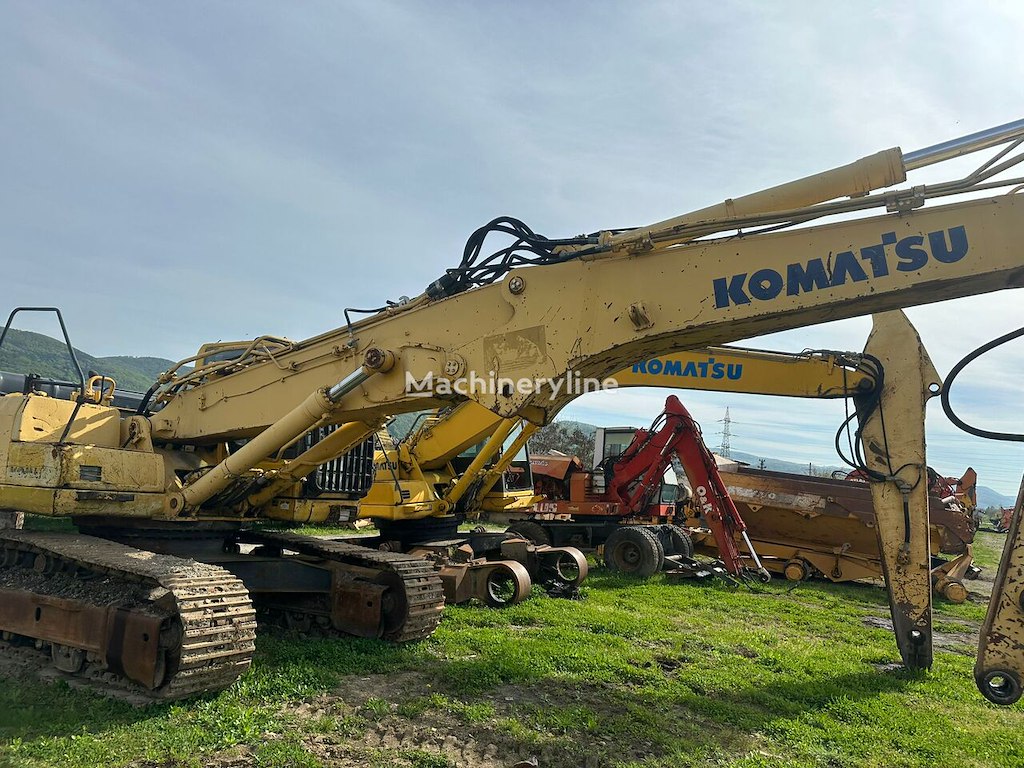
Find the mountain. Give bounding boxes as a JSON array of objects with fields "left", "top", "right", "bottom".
[
  {"left": 728, "top": 450, "right": 845, "bottom": 478},
  {"left": 0, "top": 328, "right": 177, "bottom": 393},
  {"left": 976, "top": 486, "right": 1014, "bottom": 509}
]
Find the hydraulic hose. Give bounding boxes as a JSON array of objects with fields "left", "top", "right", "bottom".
[{"left": 941, "top": 327, "right": 1024, "bottom": 442}]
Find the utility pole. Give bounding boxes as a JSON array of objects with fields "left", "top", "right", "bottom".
[{"left": 718, "top": 407, "right": 732, "bottom": 458}]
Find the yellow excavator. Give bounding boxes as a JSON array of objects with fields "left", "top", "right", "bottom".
[
  {"left": 1, "top": 118, "right": 1024, "bottom": 706},
  {"left": 344, "top": 322, "right": 977, "bottom": 600},
  {"left": 351, "top": 339, "right": 888, "bottom": 526}
]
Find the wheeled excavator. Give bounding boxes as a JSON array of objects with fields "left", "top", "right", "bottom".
[
  {"left": 525, "top": 393, "right": 763, "bottom": 580},
  {"left": 2, "top": 118, "right": 1024, "bottom": 706}
]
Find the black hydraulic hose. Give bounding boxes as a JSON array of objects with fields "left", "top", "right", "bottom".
[
  {"left": 833, "top": 353, "right": 886, "bottom": 480},
  {"left": 941, "top": 326, "right": 1024, "bottom": 442},
  {"left": 135, "top": 383, "right": 158, "bottom": 415}
]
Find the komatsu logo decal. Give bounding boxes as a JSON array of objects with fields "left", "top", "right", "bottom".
[
  {"left": 712, "top": 226, "right": 968, "bottom": 309},
  {"left": 632, "top": 357, "right": 742, "bottom": 381}
]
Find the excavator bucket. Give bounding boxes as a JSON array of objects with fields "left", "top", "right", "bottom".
[{"left": 859, "top": 310, "right": 942, "bottom": 670}]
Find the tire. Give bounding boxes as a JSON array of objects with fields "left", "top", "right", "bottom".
[
  {"left": 507, "top": 520, "right": 551, "bottom": 546},
  {"left": 657, "top": 524, "right": 694, "bottom": 558},
  {"left": 377, "top": 515, "right": 461, "bottom": 544},
  {"left": 603, "top": 526, "right": 664, "bottom": 578}
]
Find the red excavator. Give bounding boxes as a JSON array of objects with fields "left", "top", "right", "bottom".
[{"left": 510, "top": 395, "right": 768, "bottom": 580}]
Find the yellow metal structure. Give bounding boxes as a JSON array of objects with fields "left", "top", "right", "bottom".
[
  {"left": 857, "top": 313, "right": 939, "bottom": 668},
  {"left": 137, "top": 192, "right": 1022, "bottom": 445},
  {"left": 1, "top": 119, "right": 1024, "bottom": 702},
  {"left": 613, "top": 346, "right": 873, "bottom": 396},
  {"left": 358, "top": 409, "right": 533, "bottom": 522},
  {"left": 977, "top": 478, "right": 1024, "bottom": 704},
  {"left": 351, "top": 343, "right": 877, "bottom": 527}
]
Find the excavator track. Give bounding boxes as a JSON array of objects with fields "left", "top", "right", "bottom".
[
  {"left": 0, "top": 530, "right": 256, "bottom": 704},
  {"left": 239, "top": 530, "right": 444, "bottom": 642}
]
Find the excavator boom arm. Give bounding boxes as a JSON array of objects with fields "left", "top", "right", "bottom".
[
  {"left": 615, "top": 346, "right": 874, "bottom": 397},
  {"left": 149, "top": 196, "right": 1024, "bottom": 443}
]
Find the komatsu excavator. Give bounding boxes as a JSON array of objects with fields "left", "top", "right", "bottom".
[
  {"left": 2, "top": 119, "right": 1024, "bottom": 705},
  {"left": 350, "top": 340, "right": 887, "bottom": 528},
  {"left": 354, "top": 333, "right": 976, "bottom": 598}
]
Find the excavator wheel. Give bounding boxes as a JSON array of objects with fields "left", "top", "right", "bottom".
[
  {"left": 604, "top": 526, "right": 664, "bottom": 578},
  {"left": 506, "top": 520, "right": 551, "bottom": 546},
  {"left": 657, "top": 525, "right": 694, "bottom": 559}
]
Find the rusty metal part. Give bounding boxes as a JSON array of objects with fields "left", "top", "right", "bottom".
[
  {"left": 931, "top": 547, "right": 974, "bottom": 604},
  {"left": 412, "top": 546, "right": 533, "bottom": 607},
  {"left": 691, "top": 467, "right": 974, "bottom": 586},
  {"left": 406, "top": 528, "right": 589, "bottom": 598},
  {"left": 497, "top": 538, "right": 589, "bottom": 593},
  {"left": 350, "top": 527, "right": 587, "bottom": 607},
  {"left": 975, "top": 480, "right": 1024, "bottom": 705},
  {"left": 0, "top": 588, "right": 164, "bottom": 687},
  {"left": 0, "top": 530, "right": 256, "bottom": 702},
  {"left": 237, "top": 530, "right": 444, "bottom": 642}
]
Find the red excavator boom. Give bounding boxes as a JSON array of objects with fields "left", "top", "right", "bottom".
[{"left": 603, "top": 395, "right": 759, "bottom": 576}]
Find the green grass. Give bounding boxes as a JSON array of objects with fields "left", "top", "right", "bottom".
[
  {"left": 971, "top": 530, "right": 1007, "bottom": 572},
  {"left": 0, "top": 537, "right": 1019, "bottom": 767},
  {"left": 290, "top": 521, "right": 506, "bottom": 537}
]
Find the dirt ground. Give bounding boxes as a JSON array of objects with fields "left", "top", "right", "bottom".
[
  {"left": 129, "top": 669, "right": 617, "bottom": 767},
  {"left": 278, "top": 670, "right": 626, "bottom": 768}
]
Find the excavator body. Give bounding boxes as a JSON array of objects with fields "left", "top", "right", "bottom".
[{"left": 1, "top": 118, "right": 1024, "bottom": 703}]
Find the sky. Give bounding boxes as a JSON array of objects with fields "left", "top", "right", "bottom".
[{"left": 2, "top": 1, "right": 1024, "bottom": 495}]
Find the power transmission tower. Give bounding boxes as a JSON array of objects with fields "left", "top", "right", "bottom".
[{"left": 718, "top": 407, "right": 733, "bottom": 458}]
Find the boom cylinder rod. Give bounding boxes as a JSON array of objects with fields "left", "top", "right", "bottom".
[
  {"left": 180, "top": 367, "right": 373, "bottom": 508},
  {"left": 246, "top": 419, "right": 378, "bottom": 508},
  {"left": 328, "top": 368, "right": 373, "bottom": 402},
  {"left": 443, "top": 418, "right": 516, "bottom": 508},
  {"left": 603, "top": 148, "right": 906, "bottom": 251},
  {"left": 902, "top": 118, "right": 1024, "bottom": 171},
  {"left": 740, "top": 530, "right": 770, "bottom": 580}
]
